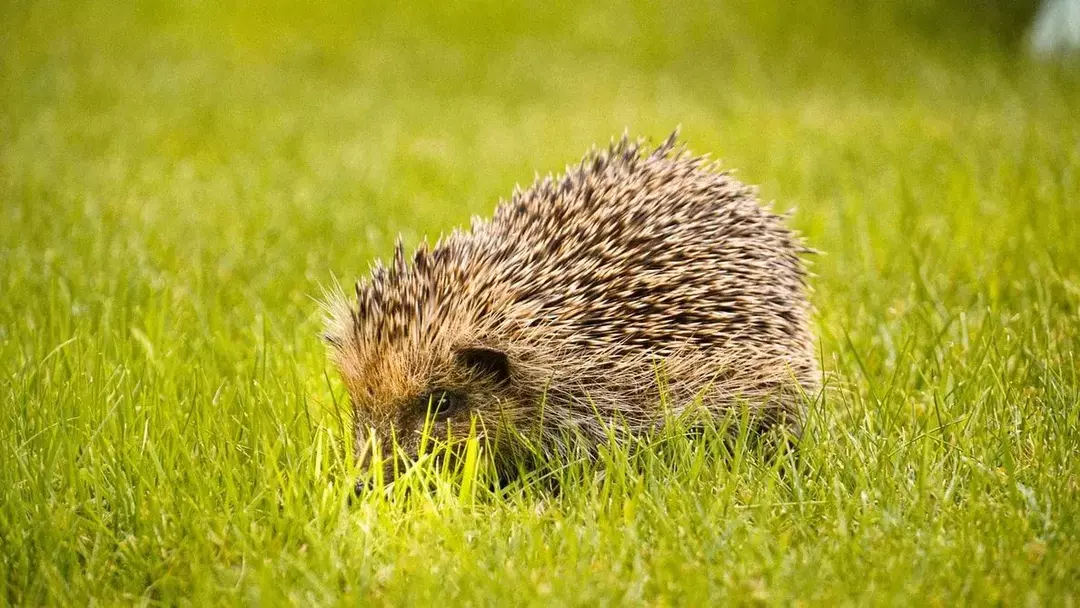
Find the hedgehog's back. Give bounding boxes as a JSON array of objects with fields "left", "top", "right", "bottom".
[{"left": 463, "top": 136, "right": 813, "bottom": 363}]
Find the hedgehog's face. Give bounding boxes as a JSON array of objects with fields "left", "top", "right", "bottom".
[{"left": 344, "top": 343, "right": 524, "bottom": 488}]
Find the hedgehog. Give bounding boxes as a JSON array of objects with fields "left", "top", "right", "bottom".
[{"left": 324, "top": 133, "right": 817, "bottom": 486}]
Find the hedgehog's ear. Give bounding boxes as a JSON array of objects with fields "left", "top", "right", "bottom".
[{"left": 455, "top": 347, "right": 511, "bottom": 386}]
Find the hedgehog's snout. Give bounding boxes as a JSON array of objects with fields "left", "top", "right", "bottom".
[
  {"left": 353, "top": 458, "right": 400, "bottom": 496},
  {"left": 351, "top": 390, "right": 475, "bottom": 492},
  {"left": 352, "top": 430, "right": 411, "bottom": 494}
]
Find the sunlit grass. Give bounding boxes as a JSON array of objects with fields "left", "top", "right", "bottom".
[{"left": 2, "top": 0, "right": 1078, "bottom": 604}]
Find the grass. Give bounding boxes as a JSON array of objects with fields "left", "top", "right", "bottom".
[{"left": 2, "top": 0, "right": 1079, "bottom": 604}]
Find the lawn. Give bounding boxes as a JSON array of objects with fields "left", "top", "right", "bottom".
[{"left": 2, "top": 0, "right": 1078, "bottom": 604}]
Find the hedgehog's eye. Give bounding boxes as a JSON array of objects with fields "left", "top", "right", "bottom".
[{"left": 422, "top": 389, "right": 465, "bottom": 420}]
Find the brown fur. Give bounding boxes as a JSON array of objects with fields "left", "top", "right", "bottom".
[{"left": 324, "top": 133, "right": 817, "bottom": 481}]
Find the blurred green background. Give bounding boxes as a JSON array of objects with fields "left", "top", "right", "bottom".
[{"left": 2, "top": 0, "right": 1078, "bottom": 604}]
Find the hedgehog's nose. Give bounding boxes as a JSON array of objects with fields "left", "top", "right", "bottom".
[
  {"left": 351, "top": 461, "right": 399, "bottom": 497},
  {"left": 353, "top": 477, "right": 369, "bottom": 497}
]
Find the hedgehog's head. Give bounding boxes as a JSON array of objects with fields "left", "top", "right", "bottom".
[{"left": 323, "top": 244, "right": 533, "bottom": 490}]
